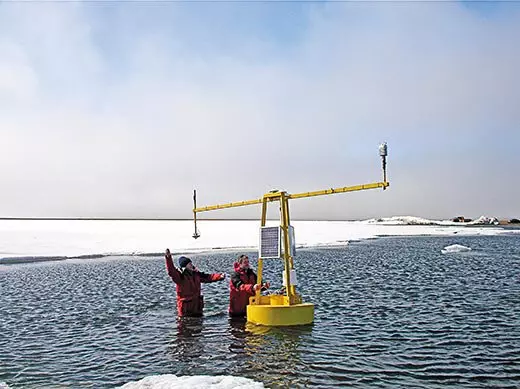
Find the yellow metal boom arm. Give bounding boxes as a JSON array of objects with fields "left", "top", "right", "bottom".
[
  {"left": 193, "top": 181, "right": 389, "bottom": 214},
  {"left": 288, "top": 181, "right": 389, "bottom": 200},
  {"left": 193, "top": 197, "right": 262, "bottom": 213}
]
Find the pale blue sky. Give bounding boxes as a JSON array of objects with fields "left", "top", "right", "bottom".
[{"left": 0, "top": 1, "right": 519, "bottom": 220}]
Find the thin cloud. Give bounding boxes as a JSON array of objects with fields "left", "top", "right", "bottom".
[{"left": 0, "top": 2, "right": 518, "bottom": 219}]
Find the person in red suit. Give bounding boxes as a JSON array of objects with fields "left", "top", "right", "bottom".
[
  {"left": 165, "top": 248, "right": 225, "bottom": 317},
  {"left": 229, "top": 254, "right": 269, "bottom": 317}
]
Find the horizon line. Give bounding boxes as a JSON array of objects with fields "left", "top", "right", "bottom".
[
  {"left": 0, "top": 217, "right": 360, "bottom": 221},
  {"left": 0, "top": 216, "right": 514, "bottom": 221}
]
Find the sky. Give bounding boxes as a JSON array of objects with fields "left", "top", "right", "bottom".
[{"left": 0, "top": 0, "right": 519, "bottom": 221}]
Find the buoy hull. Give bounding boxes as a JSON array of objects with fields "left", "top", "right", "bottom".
[{"left": 247, "top": 302, "right": 314, "bottom": 326}]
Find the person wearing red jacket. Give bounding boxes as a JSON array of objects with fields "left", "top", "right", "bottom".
[
  {"left": 165, "top": 248, "right": 225, "bottom": 317},
  {"left": 229, "top": 254, "right": 269, "bottom": 317}
]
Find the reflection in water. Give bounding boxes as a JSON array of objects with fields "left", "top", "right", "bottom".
[
  {"left": 228, "top": 317, "right": 249, "bottom": 355},
  {"left": 167, "top": 317, "right": 205, "bottom": 372},
  {"left": 227, "top": 318, "right": 314, "bottom": 388},
  {"left": 176, "top": 317, "right": 204, "bottom": 338}
]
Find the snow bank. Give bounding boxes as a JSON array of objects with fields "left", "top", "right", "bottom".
[
  {"left": 120, "top": 375, "right": 264, "bottom": 389},
  {"left": 364, "top": 215, "right": 500, "bottom": 226},
  {"left": 1, "top": 217, "right": 517, "bottom": 262}
]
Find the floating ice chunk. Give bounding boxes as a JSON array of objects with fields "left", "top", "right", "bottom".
[
  {"left": 441, "top": 244, "right": 472, "bottom": 254},
  {"left": 0, "top": 383, "right": 11, "bottom": 389},
  {"left": 120, "top": 374, "right": 265, "bottom": 389}
]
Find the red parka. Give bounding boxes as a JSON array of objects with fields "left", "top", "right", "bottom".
[
  {"left": 165, "top": 255, "right": 223, "bottom": 317},
  {"left": 229, "top": 262, "right": 257, "bottom": 317}
]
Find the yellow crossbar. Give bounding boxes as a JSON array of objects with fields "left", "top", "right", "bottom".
[
  {"left": 193, "top": 181, "right": 389, "bottom": 213},
  {"left": 194, "top": 198, "right": 263, "bottom": 213},
  {"left": 288, "top": 181, "right": 389, "bottom": 200}
]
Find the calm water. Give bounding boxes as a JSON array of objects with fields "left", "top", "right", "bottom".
[{"left": 1, "top": 235, "right": 519, "bottom": 388}]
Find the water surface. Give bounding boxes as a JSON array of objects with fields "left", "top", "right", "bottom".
[{"left": 1, "top": 235, "right": 519, "bottom": 388}]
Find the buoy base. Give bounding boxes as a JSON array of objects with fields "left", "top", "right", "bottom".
[{"left": 247, "top": 295, "right": 314, "bottom": 326}]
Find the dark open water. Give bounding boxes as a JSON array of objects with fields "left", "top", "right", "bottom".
[{"left": 1, "top": 235, "right": 519, "bottom": 388}]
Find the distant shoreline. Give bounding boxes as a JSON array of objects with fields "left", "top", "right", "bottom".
[
  {"left": 0, "top": 217, "right": 191, "bottom": 221},
  {"left": 0, "top": 217, "right": 265, "bottom": 221},
  {"left": 1, "top": 217, "right": 362, "bottom": 221},
  {"left": 0, "top": 217, "right": 519, "bottom": 224},
  {"left": 2, "top": 217, "right": 283, "bottom": 221}
]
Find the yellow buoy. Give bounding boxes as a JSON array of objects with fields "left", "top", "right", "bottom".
[{"left": 191, "top": 143, "right": 389, "bottom": 326}]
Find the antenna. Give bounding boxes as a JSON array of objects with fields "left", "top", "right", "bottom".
[
  {"left": 192, "top": 189, "right": 200, "bottom": 239},
  {"left": 379, "top": 142, "right": 388, "bottom": 188}
]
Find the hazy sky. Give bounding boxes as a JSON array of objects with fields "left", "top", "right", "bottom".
[{"left": 1, "top": 0, "right": 519, "bottom": 220}]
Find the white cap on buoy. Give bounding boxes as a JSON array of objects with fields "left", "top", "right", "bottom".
[{"left": 379, "top": 142, "right": 388, "bottom": 157}]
